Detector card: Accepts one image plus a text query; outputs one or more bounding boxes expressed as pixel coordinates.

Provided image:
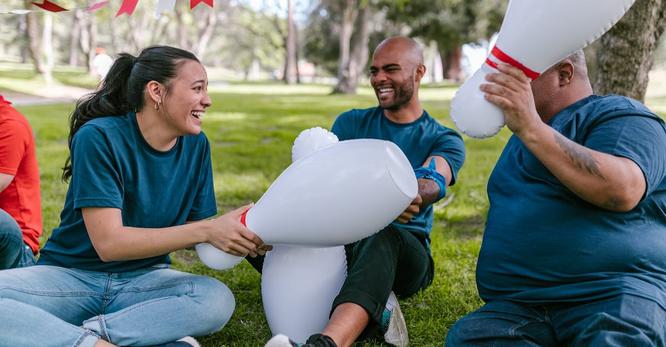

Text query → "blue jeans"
[446,294,666,346]
[0,208,36,269]
[0,265,235,346]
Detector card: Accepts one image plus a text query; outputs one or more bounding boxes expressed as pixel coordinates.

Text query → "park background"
[0,0,665,345]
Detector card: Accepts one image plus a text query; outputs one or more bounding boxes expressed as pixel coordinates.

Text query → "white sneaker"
[382,292,409,347]
[176,336,201,347]
[265,334,295,347]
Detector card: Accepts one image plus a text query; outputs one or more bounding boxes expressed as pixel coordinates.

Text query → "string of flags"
[0,0,214,17]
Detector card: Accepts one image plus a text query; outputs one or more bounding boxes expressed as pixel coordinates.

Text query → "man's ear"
[558,61,575,86]
[415,64,426,83]
[146,80,164,104]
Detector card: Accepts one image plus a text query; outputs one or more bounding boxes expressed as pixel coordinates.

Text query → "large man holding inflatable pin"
[267,36,465,347]
[447,51,666,345]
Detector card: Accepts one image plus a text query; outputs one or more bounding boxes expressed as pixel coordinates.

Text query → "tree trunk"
[195,10,218,60]
[440,46,463,82]
[334,4,370,94]
[127,10,150,53]
[175,5,190,50]
[79,13,96,75]
[295,23,301,83]
[88,14,97,74]
[24,1,47,76]
[430,41,443,83]
[284,0,298,84]
[332,0,359,94]
[69,10,83,66]
[18,15,29,63]
[41,13,54,84]
[107,8,118,53]
[594,0,666,101]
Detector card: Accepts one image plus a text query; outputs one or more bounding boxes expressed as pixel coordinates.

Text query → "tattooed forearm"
[553,132,605,179]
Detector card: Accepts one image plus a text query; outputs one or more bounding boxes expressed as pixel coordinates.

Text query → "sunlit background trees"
[0,0,664,97]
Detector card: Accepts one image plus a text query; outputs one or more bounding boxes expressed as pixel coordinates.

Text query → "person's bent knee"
[190,276,235,335]
[0,209,22,243]
[445,318,469,347]
[356,226,399,248]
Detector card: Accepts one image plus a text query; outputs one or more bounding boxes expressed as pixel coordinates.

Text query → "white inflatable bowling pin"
[291,126,339,162]
[197,136,418,270]
[196,127,340,270]
[262,245,346,343]
[261,128,346,342]
[450,0,635,138]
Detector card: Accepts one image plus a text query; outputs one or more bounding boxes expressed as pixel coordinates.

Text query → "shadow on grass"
[444,214,486,240]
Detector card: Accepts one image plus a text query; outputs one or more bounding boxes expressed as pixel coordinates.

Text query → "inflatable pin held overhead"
[450,0,635,138]
[196,129,418,270]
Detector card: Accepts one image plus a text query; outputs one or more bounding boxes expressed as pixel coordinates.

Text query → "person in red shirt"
[0,94,42,268]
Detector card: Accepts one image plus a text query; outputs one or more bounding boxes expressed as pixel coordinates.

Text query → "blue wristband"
[414,160,447,201]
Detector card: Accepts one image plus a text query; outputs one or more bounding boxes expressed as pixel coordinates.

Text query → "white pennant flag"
[0,6,32,14]
[155,0,176,19]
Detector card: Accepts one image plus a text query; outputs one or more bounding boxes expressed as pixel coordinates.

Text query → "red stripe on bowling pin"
[485,46,540,80]
[241,209,248,226]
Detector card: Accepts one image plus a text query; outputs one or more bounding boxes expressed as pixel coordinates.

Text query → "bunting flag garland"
[1,0,215,16]
[190,0,214,10]
[1,0,108,14]
[155,0,176,19]
[31,0,67,12]
[116,0,139,16]
[86,0,110,12]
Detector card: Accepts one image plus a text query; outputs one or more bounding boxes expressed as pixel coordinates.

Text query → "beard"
[378,78,415,111]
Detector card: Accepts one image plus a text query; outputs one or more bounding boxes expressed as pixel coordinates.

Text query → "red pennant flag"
[32,0,68,12]
[116,0,139,17]
[190,0,214,10]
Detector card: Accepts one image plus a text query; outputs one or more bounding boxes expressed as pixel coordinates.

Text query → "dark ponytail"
[62,46,199,181]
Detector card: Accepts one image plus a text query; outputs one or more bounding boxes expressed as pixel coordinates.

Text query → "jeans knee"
[0,217,23,269]
[192,276,235,334]
[576,312,660,347]
[445,319,467,347]
[0,210,21,243]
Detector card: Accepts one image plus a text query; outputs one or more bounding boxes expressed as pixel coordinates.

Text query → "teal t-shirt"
[39,113,217,272]
[477,95,666,308]
[331,107,465,248]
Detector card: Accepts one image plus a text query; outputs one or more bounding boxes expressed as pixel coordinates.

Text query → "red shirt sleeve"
[0,117,29,176]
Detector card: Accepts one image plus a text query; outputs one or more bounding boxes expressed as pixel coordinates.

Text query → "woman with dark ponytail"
[0,46,268,347]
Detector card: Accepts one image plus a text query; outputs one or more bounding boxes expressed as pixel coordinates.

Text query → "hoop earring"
[154,102,160,111]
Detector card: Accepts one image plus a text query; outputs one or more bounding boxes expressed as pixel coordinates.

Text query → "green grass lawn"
[8,68,665,346]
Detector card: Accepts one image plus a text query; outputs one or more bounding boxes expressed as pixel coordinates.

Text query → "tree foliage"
[382,0,505,81]
[304,2,347,76]
[386,0,503,50]
[0,0,288,81]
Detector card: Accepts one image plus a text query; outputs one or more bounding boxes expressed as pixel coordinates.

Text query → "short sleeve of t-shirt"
[331,110,359,141]
[429,131,465,186]
[71,125,124,209]
[0,119,29,175]
[188,138,217,221]
[584,114,666,198]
